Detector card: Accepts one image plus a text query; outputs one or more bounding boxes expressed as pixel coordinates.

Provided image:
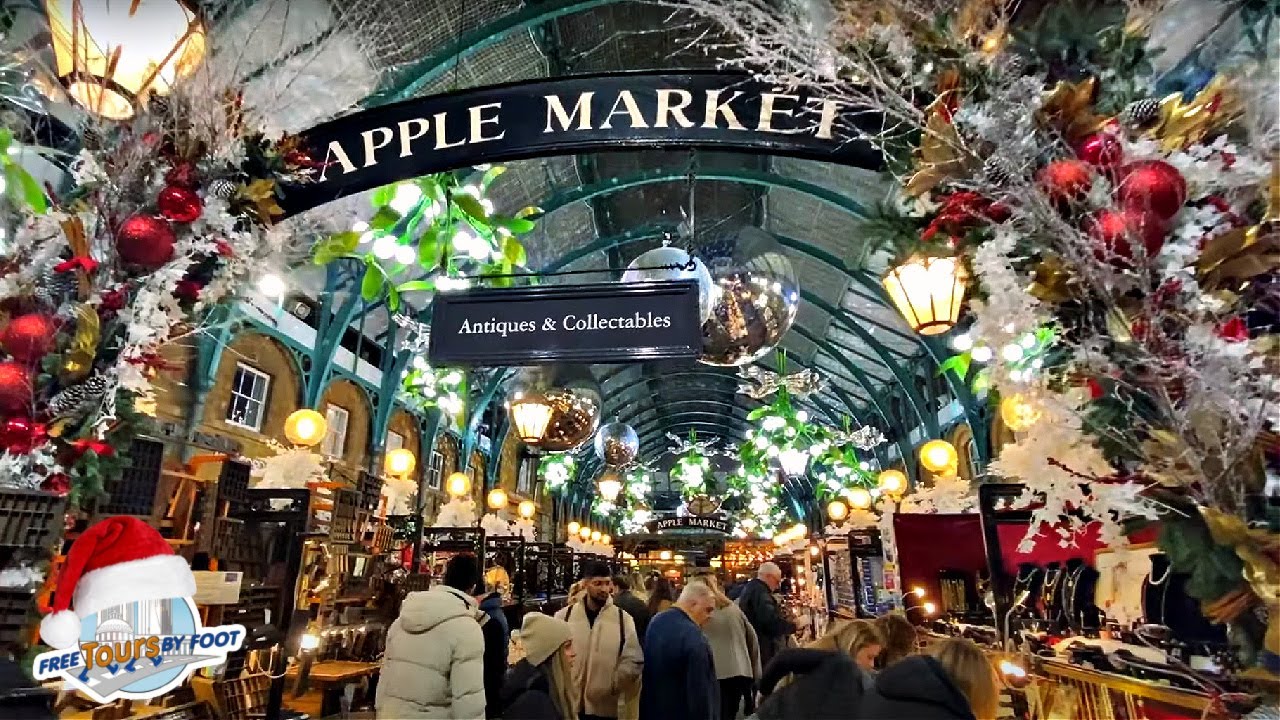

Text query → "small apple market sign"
[646,515,732,534]
[428,280,701,366]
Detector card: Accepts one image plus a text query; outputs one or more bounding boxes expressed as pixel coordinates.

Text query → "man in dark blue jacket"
[736,562,794,669]
[476,576,511,718]
[639,582,719,720]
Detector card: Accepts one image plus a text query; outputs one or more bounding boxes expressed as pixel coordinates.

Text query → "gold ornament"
[60,303,99,382]
[1148,76,1242,151]
[1027,256,1076,304]
[237,179,285,225]
[1195,227,1280,293]
[905,91,976,197]
[1037,78,1108,142]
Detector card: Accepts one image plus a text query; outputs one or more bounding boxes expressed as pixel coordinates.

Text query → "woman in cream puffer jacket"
[377,585,487,719]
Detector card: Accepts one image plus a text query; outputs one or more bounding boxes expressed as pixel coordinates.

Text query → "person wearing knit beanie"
[39,516,196,650]
[497,613,576,720]
[521,612,574,666]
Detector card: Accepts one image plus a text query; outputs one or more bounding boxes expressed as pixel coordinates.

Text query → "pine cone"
[208,178,237,199]
[981,155,1020,187]
[47,374,108,418]
[1121,98,1161,128]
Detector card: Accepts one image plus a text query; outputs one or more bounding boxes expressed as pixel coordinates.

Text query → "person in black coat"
[612,574,652,646]
[735,563,794,668]
[639,583,720,720]
[754,648,866,720]
[498,613,576,720]
[857,638,999,720]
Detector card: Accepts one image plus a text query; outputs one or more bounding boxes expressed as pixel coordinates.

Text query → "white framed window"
[427,450,444,490]
[516,456,537,497]
[225,363,271,431]
[386,431,405,452]
[321,404,350,457]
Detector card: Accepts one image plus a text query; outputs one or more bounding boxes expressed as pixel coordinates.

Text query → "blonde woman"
[875,612,919,668]
[498,613,577,720]
[807,619,884,680]
[857,637,999,720]
[755,619,884,715]
[689,573,761,720]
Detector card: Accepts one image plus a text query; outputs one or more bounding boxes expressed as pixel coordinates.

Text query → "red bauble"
[1088,208,1167,262]
[1,313,56,363]
[157,186,203,223]
[1075,132,1124,169]
[1037,159,1093,201]
[116,215,176,269]
[0,362,32,416]
[41,472,70,496]
[1115,160,1187,220]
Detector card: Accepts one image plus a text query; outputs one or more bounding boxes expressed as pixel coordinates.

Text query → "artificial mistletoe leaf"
[371,184,396,207]
[515,205,544,219]
[386,285,401,311]
[501,235,527,266]
[938,353,971,381]
[360,261,384,301]
[417,225,442,268]
[396,279,436,294]
[453,193,487,221]
[480,165,506,189]
[495,216,537,235]
[4,162,45,213]
[369,205,401,231]
[311,231,361,265]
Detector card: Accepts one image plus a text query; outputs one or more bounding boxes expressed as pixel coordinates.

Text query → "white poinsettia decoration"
[435,496,478,527]
[480,512,514,537]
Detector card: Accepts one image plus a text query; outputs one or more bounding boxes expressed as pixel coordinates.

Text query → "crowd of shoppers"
[377,555,1000,720]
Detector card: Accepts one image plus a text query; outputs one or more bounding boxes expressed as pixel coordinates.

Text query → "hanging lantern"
[878,469,908,496]
[508,391,555,445]
[882,254,969,335]
[446,471,471,497]
[597,471,624,503]
[601,534,611,545]
[1000,394,1041,432]
[578,525,592,540]
[284,409,326,447]
[590,530,602,542]
[384,448,416,477]
[827,499,849,522]
[486,487,508,510]
[846,487,873,510]
[567,521,581,536]
[919,439,959,474]
[45,0,207,120]
[518,500,537,519]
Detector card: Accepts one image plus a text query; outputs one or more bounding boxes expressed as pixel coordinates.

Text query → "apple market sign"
[278,72,883,216]
[429,280,701,366]
[646,515,732,534]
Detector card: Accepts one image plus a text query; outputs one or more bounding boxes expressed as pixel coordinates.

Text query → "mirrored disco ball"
[538,368,602,453]
[620,245,714,322]
[594,421,639,467]
[696,226,799,366]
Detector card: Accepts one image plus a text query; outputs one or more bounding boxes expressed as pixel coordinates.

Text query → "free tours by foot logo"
[31,517,245,703]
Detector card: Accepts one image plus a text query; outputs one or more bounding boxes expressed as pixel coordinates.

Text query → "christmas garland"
[617,465,654,535]
[538,452,576,493]
[0,83,316,503]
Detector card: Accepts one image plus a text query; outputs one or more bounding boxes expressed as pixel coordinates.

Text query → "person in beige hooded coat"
[554,562,643,719]
[377,555,487,719]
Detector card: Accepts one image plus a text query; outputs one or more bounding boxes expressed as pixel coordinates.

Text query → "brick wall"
[199,332,303,457]
[319,378,372,474]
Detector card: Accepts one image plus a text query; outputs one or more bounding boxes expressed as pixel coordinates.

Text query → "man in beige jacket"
[555,562,643,720]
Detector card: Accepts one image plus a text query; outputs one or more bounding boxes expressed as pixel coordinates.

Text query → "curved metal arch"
[368,0,627,106]
[539,168,868,220]
[532,173,982,454]
[602,372,840,424]
[632,414,749,443]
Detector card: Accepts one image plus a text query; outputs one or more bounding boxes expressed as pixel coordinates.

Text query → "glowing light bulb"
[970,346,993,363]
[951,332,973,351]
[395,244,417,264]
[373,235,398,259]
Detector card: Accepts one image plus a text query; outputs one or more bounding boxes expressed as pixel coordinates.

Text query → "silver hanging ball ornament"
[594,422,639,467]
[621,245,713,322]
[696,226,799,366]
[535,366,602,453]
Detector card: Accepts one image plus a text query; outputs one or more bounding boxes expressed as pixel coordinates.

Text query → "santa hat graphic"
[40,516,195,650]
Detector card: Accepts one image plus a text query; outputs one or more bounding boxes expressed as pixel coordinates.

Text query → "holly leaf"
[453,193,487,221]
[480,165,506,190]
[360,261,384,301]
